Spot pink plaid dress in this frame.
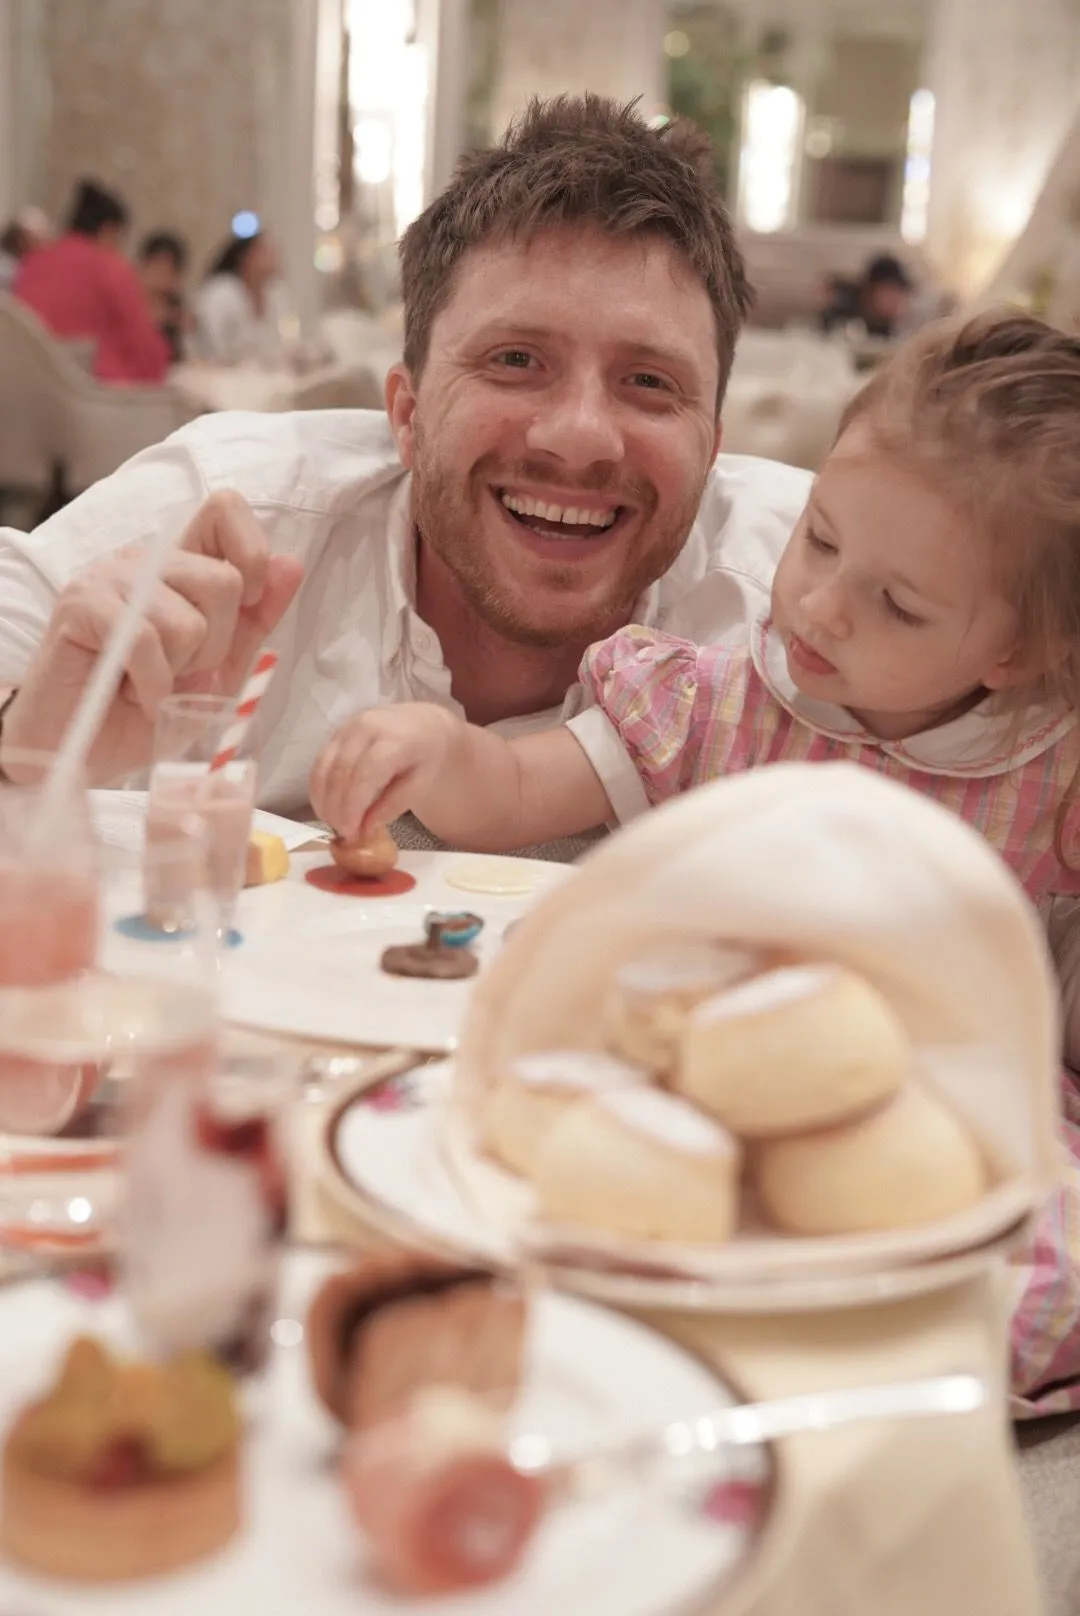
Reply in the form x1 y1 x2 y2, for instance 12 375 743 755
568 619 1080 1415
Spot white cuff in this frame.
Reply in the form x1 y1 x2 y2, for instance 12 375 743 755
565 707 650 825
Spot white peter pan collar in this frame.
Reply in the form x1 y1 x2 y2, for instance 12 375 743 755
751 613 1075 778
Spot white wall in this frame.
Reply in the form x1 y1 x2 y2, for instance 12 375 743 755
489 0 667 133
924 0 1080 295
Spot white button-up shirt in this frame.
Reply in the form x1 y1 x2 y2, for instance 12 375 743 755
0 408 811 820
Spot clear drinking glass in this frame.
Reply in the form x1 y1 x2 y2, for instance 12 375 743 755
0 749 99 1140
0 821 219 1251
148 693 258 939
124 1043 294 1376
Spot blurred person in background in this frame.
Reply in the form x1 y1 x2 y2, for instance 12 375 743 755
138 230 190 363
14 179 169 384
818 253 915 340
0 207 51 292
194 225 291 367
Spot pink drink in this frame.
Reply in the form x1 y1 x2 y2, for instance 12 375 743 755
146 762 255 924
0 855 101 1134
0 859 97 987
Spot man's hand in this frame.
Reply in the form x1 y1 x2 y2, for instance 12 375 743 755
309 704 462 842
1 491 303 783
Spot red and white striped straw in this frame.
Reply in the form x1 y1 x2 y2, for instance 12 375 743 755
209 650 278 773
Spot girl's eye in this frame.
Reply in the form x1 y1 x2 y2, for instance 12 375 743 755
883 593 924 627
806 527 836 555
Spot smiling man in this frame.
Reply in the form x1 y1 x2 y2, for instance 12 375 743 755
0 95 810 847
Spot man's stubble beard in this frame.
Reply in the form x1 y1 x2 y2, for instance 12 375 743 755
410 434 706 651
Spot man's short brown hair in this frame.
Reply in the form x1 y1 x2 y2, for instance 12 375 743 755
399 93 753 404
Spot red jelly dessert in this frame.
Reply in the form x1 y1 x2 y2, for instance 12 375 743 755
344 1388 546 1595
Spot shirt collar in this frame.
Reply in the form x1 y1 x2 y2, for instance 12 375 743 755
381 475 419 664
751 612 1075 777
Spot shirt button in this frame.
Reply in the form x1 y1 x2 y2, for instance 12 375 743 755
414 625 439 658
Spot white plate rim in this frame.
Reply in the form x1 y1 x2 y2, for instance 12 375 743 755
219 850 572 1053
0 1248 773 1616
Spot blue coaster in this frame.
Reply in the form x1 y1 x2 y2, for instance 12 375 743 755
114 913 244 950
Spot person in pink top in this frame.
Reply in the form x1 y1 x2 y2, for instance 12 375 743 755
14 179 169 385
307 309 1080 1417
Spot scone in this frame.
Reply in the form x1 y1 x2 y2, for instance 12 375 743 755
1 1337 241 1582
532 1086 740 1244
603 940 757 1076
306 1252 526 1429
482 1049 649 1177
756 1082 988 1236
676 963 909 1136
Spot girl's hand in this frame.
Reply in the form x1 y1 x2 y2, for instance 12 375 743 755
309 703 461 841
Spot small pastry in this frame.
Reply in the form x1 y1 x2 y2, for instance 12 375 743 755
343 1386 545 1596
1 1337 241 1582
306 1252 526 1430
755 1082 988 1236
244 830 289 886
604 940 757 1076
676 964 909 1136
482 1049 649 1177
330 823 399 879
381 911 484 981
533 1087 740 1244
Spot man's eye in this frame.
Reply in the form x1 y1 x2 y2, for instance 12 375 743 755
630 372 669 390
494 351 535 369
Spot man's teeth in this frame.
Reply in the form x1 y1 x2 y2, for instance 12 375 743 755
500 492 617 529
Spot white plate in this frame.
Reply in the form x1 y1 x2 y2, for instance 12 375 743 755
102 851 572 1053
0 1251 766 1616
323 1067 1031 1313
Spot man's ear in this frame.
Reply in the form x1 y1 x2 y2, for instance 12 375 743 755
386 364 418 468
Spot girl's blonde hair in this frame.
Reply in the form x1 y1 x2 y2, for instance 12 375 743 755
839 309 1080 859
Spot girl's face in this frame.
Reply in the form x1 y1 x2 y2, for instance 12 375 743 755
771 423 1026 740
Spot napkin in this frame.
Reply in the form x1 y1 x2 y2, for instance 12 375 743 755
90 789 325 854
454 763 1061 1282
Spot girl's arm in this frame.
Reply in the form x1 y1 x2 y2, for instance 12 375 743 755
309 703 613 852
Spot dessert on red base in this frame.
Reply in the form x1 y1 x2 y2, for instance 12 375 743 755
1 1336 242 1582
330 825 399 879
305 864 418 897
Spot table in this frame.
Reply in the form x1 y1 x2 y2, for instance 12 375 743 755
272 1026 1044 1616
168 359 381 416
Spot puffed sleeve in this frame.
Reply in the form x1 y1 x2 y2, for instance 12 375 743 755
566 625 735 823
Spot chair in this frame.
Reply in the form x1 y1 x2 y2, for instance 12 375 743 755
290 365 384 412
0 293 198 521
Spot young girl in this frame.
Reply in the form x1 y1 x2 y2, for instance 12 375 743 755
310 310 1080 1412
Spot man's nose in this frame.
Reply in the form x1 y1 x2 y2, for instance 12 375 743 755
524 373 624 468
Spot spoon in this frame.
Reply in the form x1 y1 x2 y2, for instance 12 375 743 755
509 1372 986 1498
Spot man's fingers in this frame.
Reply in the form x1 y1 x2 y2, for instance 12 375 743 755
218 554 304 693
156 550 244 672
118 619 174 720
178 490 270 608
